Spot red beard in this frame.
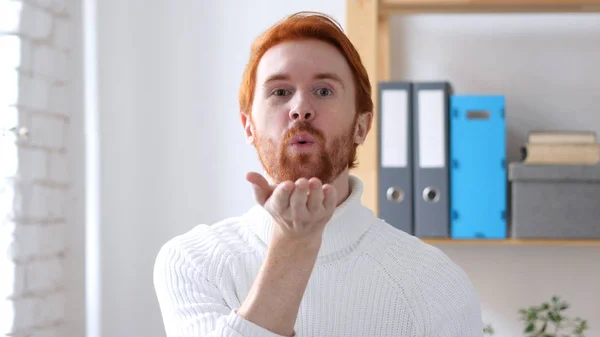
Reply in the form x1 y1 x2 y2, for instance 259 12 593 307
253 121 356 184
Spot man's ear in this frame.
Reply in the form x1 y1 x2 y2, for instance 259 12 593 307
353 111 373 144
240 111 255 145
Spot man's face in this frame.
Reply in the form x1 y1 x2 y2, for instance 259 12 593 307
243 39 363 184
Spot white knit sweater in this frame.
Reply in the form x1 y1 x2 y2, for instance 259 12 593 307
153 176 484 337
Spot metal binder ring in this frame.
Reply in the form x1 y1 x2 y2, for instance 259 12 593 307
423 187 440 203
386 187 404 203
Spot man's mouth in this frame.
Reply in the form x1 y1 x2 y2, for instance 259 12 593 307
289 133 317 146
288 133 319 152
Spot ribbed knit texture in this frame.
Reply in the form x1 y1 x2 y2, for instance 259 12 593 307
153 176 484 337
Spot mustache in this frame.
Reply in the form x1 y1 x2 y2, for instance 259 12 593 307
282 122 325 144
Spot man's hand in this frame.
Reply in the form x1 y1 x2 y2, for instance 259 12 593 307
237 172 338 336
246 172 337 244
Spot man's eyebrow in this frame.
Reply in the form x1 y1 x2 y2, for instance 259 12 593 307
314 73 344 88
263 73 290 84
263 72 345 88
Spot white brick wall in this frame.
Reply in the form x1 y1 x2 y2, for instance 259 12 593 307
1 0 72 336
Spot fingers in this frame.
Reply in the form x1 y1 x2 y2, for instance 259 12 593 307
268 180 295 215
289 178 310 219
246 172 269 187
246 171 338 229
246 172 273 206
306 178 323 213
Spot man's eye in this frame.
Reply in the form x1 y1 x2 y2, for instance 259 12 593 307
316 88 332 96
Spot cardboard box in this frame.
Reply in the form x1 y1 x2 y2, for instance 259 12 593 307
509 163 600 239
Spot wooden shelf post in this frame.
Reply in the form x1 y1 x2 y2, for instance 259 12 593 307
346 0 382 214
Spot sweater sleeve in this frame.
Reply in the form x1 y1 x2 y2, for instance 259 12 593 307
428 281 484 337
417 247 484 337
153 242 288 337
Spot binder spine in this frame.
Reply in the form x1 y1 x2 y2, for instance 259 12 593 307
412 82 452 238
449 95 507 239
377 82 414 235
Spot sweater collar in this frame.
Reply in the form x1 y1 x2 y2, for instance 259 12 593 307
242 175 374 257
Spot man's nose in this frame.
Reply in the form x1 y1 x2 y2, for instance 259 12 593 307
289 109 313 121
289 95 314 121
290 103 315 121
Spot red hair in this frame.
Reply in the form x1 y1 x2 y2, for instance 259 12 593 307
238 11 373 118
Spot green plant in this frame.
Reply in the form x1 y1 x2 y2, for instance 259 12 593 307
483 324 495 336
518 296 588 337
482 296 589 337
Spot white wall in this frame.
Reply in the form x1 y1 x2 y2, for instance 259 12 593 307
389 13 600 337
92 2 600 337
390 13 600 162
94 1 344 337
1 0 77 336
67 0 86 336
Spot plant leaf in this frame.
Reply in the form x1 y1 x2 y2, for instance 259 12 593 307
548 311 560 323
528 311 538 321
525 322 535 333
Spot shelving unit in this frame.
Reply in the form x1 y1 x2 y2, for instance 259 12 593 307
345 0 600 246
423 238 600 247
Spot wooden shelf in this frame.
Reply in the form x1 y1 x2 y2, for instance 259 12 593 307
346 0 600 214
381 0 600 15
422 238 600 246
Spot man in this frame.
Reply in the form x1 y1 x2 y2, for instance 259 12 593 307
154 11 484 337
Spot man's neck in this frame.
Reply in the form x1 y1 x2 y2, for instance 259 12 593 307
328 169 351 207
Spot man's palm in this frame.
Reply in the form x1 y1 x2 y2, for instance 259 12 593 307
246 172 337 239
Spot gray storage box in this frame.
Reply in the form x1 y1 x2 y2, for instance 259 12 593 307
509 163 600 239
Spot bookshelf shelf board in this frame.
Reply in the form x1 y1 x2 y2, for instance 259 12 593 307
422 238 600 246
381 0 600 15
